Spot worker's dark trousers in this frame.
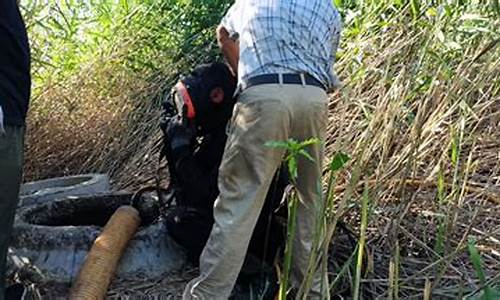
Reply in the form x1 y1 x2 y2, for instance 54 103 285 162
0 125 24 300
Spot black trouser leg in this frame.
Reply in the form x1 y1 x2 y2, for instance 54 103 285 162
0 125 24 300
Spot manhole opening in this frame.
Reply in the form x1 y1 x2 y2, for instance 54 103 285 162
20 176 94 196
26 195 159 227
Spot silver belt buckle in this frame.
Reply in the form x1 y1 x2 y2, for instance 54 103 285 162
0 105 5 135
299 73 306 87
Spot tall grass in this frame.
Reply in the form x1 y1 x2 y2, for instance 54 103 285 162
21 0 230 185
319 0 499 298
20 0 500 298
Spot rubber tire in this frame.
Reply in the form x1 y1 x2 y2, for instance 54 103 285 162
10 193 185 284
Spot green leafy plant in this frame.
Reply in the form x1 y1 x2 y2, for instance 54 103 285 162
266 138 320 180
353 183 369 300
298 151 352 299
467 238 500 300
265 138 320 300
266 139 350 299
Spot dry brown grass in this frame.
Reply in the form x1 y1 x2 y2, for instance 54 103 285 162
319 23 499 298
24 54 164 186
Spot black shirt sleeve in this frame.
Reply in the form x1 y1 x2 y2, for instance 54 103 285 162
0 0 31 126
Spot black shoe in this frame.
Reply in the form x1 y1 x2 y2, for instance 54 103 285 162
5 283 25 300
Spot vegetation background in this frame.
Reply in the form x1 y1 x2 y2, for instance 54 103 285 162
20 0 499 298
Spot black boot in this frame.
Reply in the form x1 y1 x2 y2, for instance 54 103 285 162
5 284 24 300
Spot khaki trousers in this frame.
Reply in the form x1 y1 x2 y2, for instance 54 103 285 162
183 84 328 299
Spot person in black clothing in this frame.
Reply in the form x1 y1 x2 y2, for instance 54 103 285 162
0 1 31 299
160 62 287 270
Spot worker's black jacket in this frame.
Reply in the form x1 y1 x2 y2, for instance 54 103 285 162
163 121 287 264
0 0 31 126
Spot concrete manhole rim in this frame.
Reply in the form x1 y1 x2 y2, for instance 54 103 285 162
19 174 110 208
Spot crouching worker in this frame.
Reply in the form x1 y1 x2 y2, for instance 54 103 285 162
160 62 288 297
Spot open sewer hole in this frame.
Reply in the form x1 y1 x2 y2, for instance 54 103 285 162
25 194 159 227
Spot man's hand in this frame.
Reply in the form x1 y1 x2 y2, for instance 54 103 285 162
216 25 239 76
166 115 195 155
159 100 177 133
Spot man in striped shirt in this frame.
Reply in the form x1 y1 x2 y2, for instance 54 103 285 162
183 1 341 298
